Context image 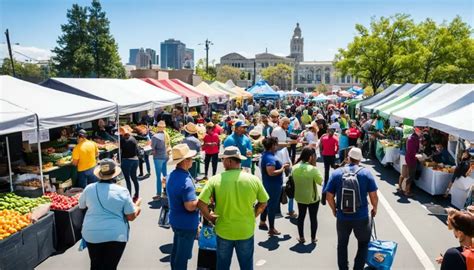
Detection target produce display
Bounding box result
[133,125,148,136]
[56,155,72,166]
[379,139,400,148]
[0,193,51,214]
[44,192,79,210]
[423,161,456,173]
[16,179,42,188]
[97,141,118,152]
[137,140,151,149]
[195,179,208,194]
[0,209,31,240]
[166,128,185,147]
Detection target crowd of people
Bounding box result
[70,97,473,270]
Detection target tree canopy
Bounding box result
[52,0,125,78]
[216,65,241,83]
[335,14,473,94]
[0,58,56,83]
[195,58,217,81]
[261,63,293,90]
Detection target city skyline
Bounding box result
[1,0,472,65]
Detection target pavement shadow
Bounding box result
[159,255,171,263]
[285,216,298,226]
[258,234,291,251]
[159,243,173,254]
[289,242,316,253]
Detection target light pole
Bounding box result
[4,29,16,77]
[199,39,213,73]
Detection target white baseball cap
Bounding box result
[348,147,363,161]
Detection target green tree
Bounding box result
[52,1,125,78]
[52,4,92,77]
[0,58,56,83]
[315,84,328,93]
[87,0,124,78]
[261,63,293,90]
[195,58,216,81]
[216,65,241,83]
[411,16,473,83]
[335,14,416,94]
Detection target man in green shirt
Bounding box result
[198,146,269,270]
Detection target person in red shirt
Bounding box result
[319,128,339,205]
[202,122,220,178]
[347,120,361,147]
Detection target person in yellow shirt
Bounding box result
[72,129,99,188]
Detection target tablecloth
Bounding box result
[415,166,453,195]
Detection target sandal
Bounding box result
[259,223,269,231]
[297,237,306,244]
[268,229,281,236]
[311,238,318,244]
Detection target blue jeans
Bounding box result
[217,235,254,270]
[121,159,139,197]
[77,168,97,188]
[171,228,197,270]
[153,158,167,195]
[260,184,281,229]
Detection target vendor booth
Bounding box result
[194,81,229,103]
[359,84,400,111]
[247,80,280,100]
[375,83,429,119]
[172,79,222,104]
[225,80,253,100]
[362,83,415,113]
[142,78,204,107]
[211,81,239,99]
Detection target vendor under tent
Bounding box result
[360,84,400,111]
[414,91,474,142]
[390,84,461,125]
[247,80,280,100]
[195,82,229,103]
[362,83,415,113]
[171,79,221,104]
[41,78,181,114]
[375,83,428,118]
[142,78,204,107]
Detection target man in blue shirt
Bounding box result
[324,147,379,270]
[166,144,199,270]
[223,120,253,170]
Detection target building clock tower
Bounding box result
[290,23,304,62]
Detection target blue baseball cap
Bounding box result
[234,120,248,128]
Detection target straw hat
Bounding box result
[249,129,261,137]
[269,109,279,117]
[219,146,247,160]
[119,126,130,136]
[93,159,122,180]
[206,122,215,128]
[168,144,197,165]
[184,122,198,134]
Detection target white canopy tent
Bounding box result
[362,83,415,113]
[415,91,474,141]
[0,99,36,136]
[390,84,461,124]
[42,78,182,115]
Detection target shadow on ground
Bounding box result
[289,242,316,253]
[258,234,291,251]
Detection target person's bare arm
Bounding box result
[184,200,198,212]
[198,200,218,224]
[72,159,79,166]
[255,202,267,217]
[368,191,378,217]
[126,198,142,221]
[326,192,337,217]
[266,164,289,176]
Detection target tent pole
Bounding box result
[6,137,13,192]
[116,106,121,162]
[37,126,45,195]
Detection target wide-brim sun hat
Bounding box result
[184,122,198,134]
[219,146,247,160]
[156,120,166,129]
[168,143,197,165]
[93,158,122,180]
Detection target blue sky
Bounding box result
[1,0,472,64]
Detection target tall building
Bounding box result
[160,39,186,69]
[145,48,157,65]
[128,49,139,65]
[183,48,194,69]
[290,23,304,62]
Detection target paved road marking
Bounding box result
[377,190,436,270]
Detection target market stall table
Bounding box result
[0,211,55,270]
[52,205,86,251]
[415,165,453,195]
[450,174,474,209]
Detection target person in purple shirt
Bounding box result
[402,127,421,197]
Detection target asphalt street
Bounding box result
[37,155,457,270]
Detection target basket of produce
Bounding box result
[166,128,185,147]
[0,209,31,240]
[45,192,79,211]
[0,193,51,214]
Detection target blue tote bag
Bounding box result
[198,225,217,251]
[367,218,398,270]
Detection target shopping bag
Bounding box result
[367,218,398,270]
[158,205,170,229]
[280,187,288,205]
[198,225,217,251]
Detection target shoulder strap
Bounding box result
[354,166,364,174]
[95,184,127,222]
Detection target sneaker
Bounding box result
[144,173,150,179]
[152,195,161,201]
[258,223,269,231]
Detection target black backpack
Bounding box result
[340,167,363,214]
[285,175,295,199]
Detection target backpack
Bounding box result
[285,175,295,199]
[462,246,474,270]
[340,166,363,214]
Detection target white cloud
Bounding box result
[0,44,54,62]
